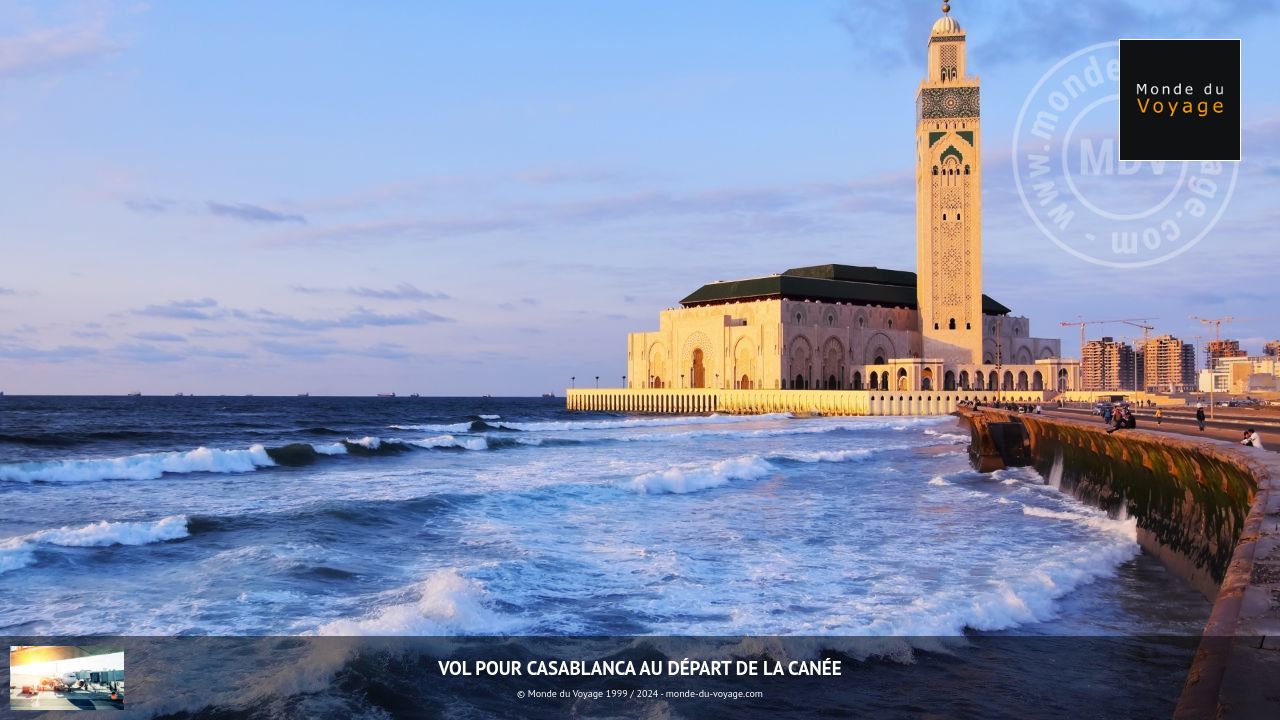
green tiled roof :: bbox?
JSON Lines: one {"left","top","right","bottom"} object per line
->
{"left": 679, "top": 263, "right": 1012, "bottom": 315}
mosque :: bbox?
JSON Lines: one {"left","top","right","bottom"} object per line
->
{"left": 621, "top": 3, "right": 1079, "bottom": 399}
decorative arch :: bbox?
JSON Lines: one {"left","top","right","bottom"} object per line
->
{"left": 1057, "top": 368, "right": 1069, "bottom": 391}
{"left": 1015, "top": 347, "right": 1033, "bottom": 365}
{"left": 647, "top": 342, "right": 669, "bottom": 389}
{"left": 863, "top": 332, "right": 896, "bottom": 365}
{"left": 1032, "top": 371, "right": 1044, "bottom": 390}
{"left": 733, "top": 337, "right": 758, "bottom": 390}
{"left": 788, "top": 336, "right": 812, "bottom": 389}
{"left": 821, "top": 337, "right": 845, "bottom": 390}
{"left": 896, "top": 368, "right": 909, "bottom": 391}
{"left": 681, "top": 331, "right": 712, "bottom": 388}
{"left": 1016, "top": 370, "right": 1028, "bottom": 390}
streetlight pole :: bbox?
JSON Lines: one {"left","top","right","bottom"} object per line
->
{"left": 622, "top": 375, "right": 626, "bottom": 388}
{"left": 571, "top": 376, "right": 575, "bottom": 389}
{"left": 595, "top": 376, "right": 599, "bottom": 389}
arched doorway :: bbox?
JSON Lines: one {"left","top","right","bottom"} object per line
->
{"left": 897, "top": 368, "right": 909, "bottom": 390}
{"left": 795, "top": 374, "right": 806, "bottom": 390}
{"left": 652, "top": 376, "right": 663, "bottom": 389}
{"left": 1058, "top": 368, "right": 1069, "bottom": 391}
{"left": 869, "top": 371, "right": 878, "bottom": 390}
{"left": 1032, "top": 371, "right": 1044, "bottom": 390}
{"left": 958, "top": 370, "right": 969, "bottom": 390}
{"left": 943, "top": 370, "right": 955, "bottom": 391}
{"left": 691, "top": 348, "right": 706, "bottom": 388}
{"left": 740, "top": 374, "right": 751, "bottom": 389}
{"left": 853, "top": 371, "right": 863, "bottom": 390}
{"left": 921, "top": 367, "right": 933, "bottom": 391}
{"left": 880, "top": 373, "right": 889, "bottom": 390}
{"left": 1002, "top": 371, "right": 1014, "bottom": 390}
{"left": 1017, "top": 371, "right": 1028, "bottom": 390}
{"left": 988, "top": 370, "right": 998, "bottom": 390}
{"left": 972, "top": 372, "right": 983, "bottom": 390}
{"left": 827, "top": 374, "right": 838, "bottom": 390}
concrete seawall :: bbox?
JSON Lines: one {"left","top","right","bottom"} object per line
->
{"left": 961, "top": 409, "right": 1280, "bottom": 719}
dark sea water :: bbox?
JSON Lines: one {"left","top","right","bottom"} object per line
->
{"left": 0, "top": 396, "right": 1210, "bottom": 718}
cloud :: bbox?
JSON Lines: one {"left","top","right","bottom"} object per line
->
{"left": 497, "top": 297, "right": 540, "bottom": 311}
{"left": 0, "top": 344, "right": 99, "bottom": 362}
{"left": 124, "top": 197, "right": 177, "bottom": 214}
{"left": 0, "top": 287, "right": 14, "bottom": 295}
{"left": 293, "top": 283, "right": 450, "bottom": 301}
{"left": 208, "top": 202, "right": 307, "bottom": 224}
{"left": 113, "top": 343, "right": 184, "bottom": 363}
{"left": 131, "top": 298, "right": 223, "bottom": 321}
{"left": 0, "top": 19, "right": 122, "bottom": 79}
{"left": 349, "top": 283, "right": 449, "bottom": 301}
{"left": 132, "top": 331, "right": 186, "bottom": 343}
{"left": 246, "top": 306, "right": 452, "bottom": 332}
{"left": 258, "top": 340, "right": 418, "bottom": 361}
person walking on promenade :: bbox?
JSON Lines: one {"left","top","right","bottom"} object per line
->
{"left": 1196, "top": 404, "right": 1206, "bottom": 431}
{"left": 1102, "top": 404, "right": 1113, "bottom": 425}
{"left": 1155, "top": 408, "right": 1163, "bottom": 426}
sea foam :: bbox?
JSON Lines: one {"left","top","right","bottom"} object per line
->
{"left": 0, "top": 515, "right": 190, "bottom": 575}
{"left": 0, "top": 446, "right": 275, "bottom": 483}
{"left": 316, "top": 568, "right": 514, "bottom": 635}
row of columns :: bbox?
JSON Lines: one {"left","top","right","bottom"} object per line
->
{"left": 565, "top": 390, "right": 1050, "bottom": 416}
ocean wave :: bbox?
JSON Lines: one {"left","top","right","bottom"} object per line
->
{"left": 626, "top": 456, "right": 775, "bottom": 495}
{"left": 316, "top": 568, "right": 516, "bottom": 636}
{"left": 388, "top": 422, "right": 473, "bottom": 433}
{"left": 0, "top": 515, "right": 190, "bottom": 575}
{"left": 0, "top": 445, "right": 275, "bottom": 483}
{"left": 626, "top": 447, "right": 894, "bottom": 495}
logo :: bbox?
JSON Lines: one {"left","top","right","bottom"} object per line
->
{"left": 1012, "top": 42, "right": 1237, "bottom": 268}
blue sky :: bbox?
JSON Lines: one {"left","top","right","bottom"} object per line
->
{"left": 1, "top": 0, "right": 1277, "bottom": 395}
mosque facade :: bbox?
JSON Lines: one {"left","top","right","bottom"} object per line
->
{"left": 623, "top": 4, "right": 1078, "bottom": 397}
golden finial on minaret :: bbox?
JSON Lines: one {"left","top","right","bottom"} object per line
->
{"left": 942, "top": 2, "right": 950, "bottom": 13}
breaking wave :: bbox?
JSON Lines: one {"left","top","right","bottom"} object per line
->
{"left": 0, "top": 515, "right": 190, "bottom": 575}
{"left": 0, "top": 446, "right": 276, "bottom": 483}
{"left": 626, "top": 448, "right": 888, "bottom": 495}
{"left": 315, "top": 568, "right": 516, "bottom": 636}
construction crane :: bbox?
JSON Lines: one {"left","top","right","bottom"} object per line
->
{"left": 1059, "top": 317, "right": 1160, "bottom": 356}
{"left": 1190, "top": 315, "right": 1234, "bottom": 343}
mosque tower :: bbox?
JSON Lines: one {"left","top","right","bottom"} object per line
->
{"left": 915, "top": 1, "right": 983, "bottom": 365}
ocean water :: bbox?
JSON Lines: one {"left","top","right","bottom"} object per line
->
{"left": 0, "top": 396, "right": 1208, "bottom": 639}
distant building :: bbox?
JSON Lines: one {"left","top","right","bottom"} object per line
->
{"left": 1264, "top": 340, "right": 1280, "bottom": 358}
{"left": 1142, "top": 335, "right": 1196, "bottom": 392}
{"left": 1205, "top": 339, "right": 1247, "bottom": 368}
{"left": 1081, "top": 336, "right": 1136, "bottom": 391}
{"left": 1199, "top": 355, "right": 1280, "bottom": 394}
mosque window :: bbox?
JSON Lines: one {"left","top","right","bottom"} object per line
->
{"left": 826, "top": 314, "right": 835, "bottom": 327}
{"left": 932, "top": 166, "right": 938, "bottom": 175}
{"left": 887, "top": 319, "right": 893, "bottom": 329}
{"left": 858, "top": 316, "right": 865, "bottom": 328}
{"left": 934, "top": 323, "right": 939, "bottom": 330}
{"left": 949, "top": 318, "right": 956, "bottom": 330}
{"left": 795, "top": 312, "right": 802, "bottom": 323}
{"left": 964, "top": 165, "right": 970, "bottom": 175}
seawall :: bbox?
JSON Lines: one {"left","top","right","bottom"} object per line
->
{"left": 961, "top": 408, "right": 1280, "bottom": 719}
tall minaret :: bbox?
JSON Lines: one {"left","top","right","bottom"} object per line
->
{"left": 915, "top": 1, "right": 982, "bottom": 365}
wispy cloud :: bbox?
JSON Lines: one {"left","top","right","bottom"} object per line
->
{"left": 292, "top": 283, "right": 450, "bottom": 301}
{"left": 0, "top": 287, "right": 15, "bottom": 296}
{"left": 246, "top": 306, "right": 452, "bottom": 332}
{"left": 0, "top": 344, "right": 99, "bottom": 362}
{"left": 131, "top": 298, "right": 223, "bottom": 321}
{"left": 349, "top": 283, "right": 449, "bottom": 301}
{"left": 124, "top": 197, "right": 177, "bottom": 214}
{"left": 132, "top": 331, "right": 187, "bottom": 343}
{"left": 0, "top": 18, "right": 122, "bottom": 79}
{"left": 259, "top": 339, "right": 420, "bottom": 361}
{"left": 208, "top": 202, "right": 307, "bottom": 224}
